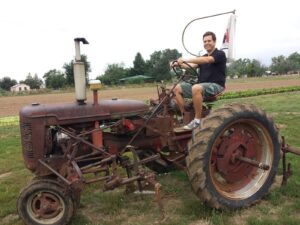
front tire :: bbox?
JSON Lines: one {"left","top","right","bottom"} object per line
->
{"left": 17, "top": 179, "right": 75, "bottom": 225}
{"left": 186, "top": 103, "right": 280, "bottom": 209}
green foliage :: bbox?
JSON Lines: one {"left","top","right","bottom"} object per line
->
{"left": 131, "top": 52, "right": 146, "bottom": 76}
{"left": 146, "top": 49, "right": 182, "bottom": 81}
{"left": 227, "top": 58, "right": 266, "bottom": 77}
{"left": 43, "top": 69, "right": 66, "bottom": 89}
{"left": 287, "top": 52, "right": 300, "bottom": 71}
{"left": 0, "top": 77, "right": 17, "bottom": 91}
{"left": 22, "top": 73, "right": 43, "bottom": 89}
{"left": 271, "top": 55, "right": 290, "bottom": 75}
{"left": 270, "top": 52, "right": 300, "bottom": 74}
{"left": 98, "top": 49, "right": 181, "bottom": 85}
{"left": 227, "top": 52, "right": 300, "bottom": 77}
{"left": 220, "top": 86, "right": 300, "bottom": 100}
{"left": 63, "top": 54, "right": 91, "bottom": 85}
{"left": 97, "top": 63, "right": 129, "bottom": 85}
{"left": 98, "top": 51, "right": 300, "bottom": 85}
{"left": 0, "top": 116, "right": 19, "bottom": 127}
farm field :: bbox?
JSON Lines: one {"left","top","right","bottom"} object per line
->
{"left": 0, "top": 75, "right": 300, "bottom": 117}
{"left": 1, "top": 88, "right": 300, "bottom": 225}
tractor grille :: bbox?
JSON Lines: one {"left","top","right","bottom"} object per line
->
{"left": 21, "top": 122, "right": 34, "bottom": 158}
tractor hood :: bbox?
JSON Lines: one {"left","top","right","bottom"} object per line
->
{"left": 20, "top": 99, "right": 149, "bottom": 125}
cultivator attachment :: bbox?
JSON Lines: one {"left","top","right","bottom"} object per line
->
{"left": 281, "top": 136, "right": 300, "bottom": 186}
{"left": 36, "top": 125, "right": 166, "bottom": 218}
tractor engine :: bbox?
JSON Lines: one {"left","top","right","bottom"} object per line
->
{"left": 19, "top": 99, "right": 155, "bottom": 173}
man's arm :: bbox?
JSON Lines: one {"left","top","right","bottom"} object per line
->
{"left": 170, "top": 61, "right": 198, "bottom": 69}
{"left": 178, "top": 56, "right": 215, "bottom": 66}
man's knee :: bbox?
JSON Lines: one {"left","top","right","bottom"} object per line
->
{"left": 192, "top": 84, "right": 203, "bottom": 95}
{"left": 174, "top": 84, "right": 182, "bottom": 95}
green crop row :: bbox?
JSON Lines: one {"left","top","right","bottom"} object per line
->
{"left": 219, "top": 86, "right": 300, "bottom": 100}
{"left": 0, "top": 116, "right": 19, "bottom": 127}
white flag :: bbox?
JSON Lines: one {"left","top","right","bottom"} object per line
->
{"left": 220, "top": 13, "right": 236, "bottom": 62}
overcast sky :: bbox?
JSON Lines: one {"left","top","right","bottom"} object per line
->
{"left": 1, "top": 0, "right": 299, "bottom": 82}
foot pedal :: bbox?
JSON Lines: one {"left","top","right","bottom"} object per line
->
{"left": 173, "top": 127, "right": 190, "bottom": 133}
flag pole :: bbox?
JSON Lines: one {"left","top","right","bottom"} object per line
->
{"left": 182, "top": 10, "right": 236, "bottom": 56}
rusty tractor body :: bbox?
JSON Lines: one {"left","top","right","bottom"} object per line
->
{"left": 17, "top": 39, "right": 300, "bottom": 225}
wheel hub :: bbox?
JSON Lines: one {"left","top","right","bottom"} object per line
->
{"left": 215, "top": 126, "right": 260, "bottom": 184}
{"left": 31, "top": 192, "right": 62, "bottom": 219}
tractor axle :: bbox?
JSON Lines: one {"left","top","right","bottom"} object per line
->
{"left": 236, "top": 156, "right": 270, "bottom": 170}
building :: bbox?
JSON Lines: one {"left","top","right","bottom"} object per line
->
{"left": 10, "top": 84, "right": 30, "bottom": 92}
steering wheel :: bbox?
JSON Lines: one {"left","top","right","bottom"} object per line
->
{"left": 171, "top": 60, "right": 199, "bottom": 84}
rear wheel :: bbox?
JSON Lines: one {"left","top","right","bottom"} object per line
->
{"left": 17, "top": 179, "right": 75, "bottom": 225}
{"left": 186, "top": 103, "right": 280, "bottom": 209}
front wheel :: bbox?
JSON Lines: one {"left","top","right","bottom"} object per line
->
{"left": 186, "top": 103, "right": 280, "bottom": 209}
{"left": 17, "top": 179, "right": 75, "bottom": 225}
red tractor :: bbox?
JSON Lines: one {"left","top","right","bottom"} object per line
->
{"left": 17, "top": 38, "right": 300, "bottom": 225}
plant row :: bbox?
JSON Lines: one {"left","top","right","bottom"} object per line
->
{"left": 219, "top": 86, "right": 300, "bottom": 100}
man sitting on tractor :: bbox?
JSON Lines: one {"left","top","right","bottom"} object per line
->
{"left": 171, "top": 31, "right": 226, "bottom": 130}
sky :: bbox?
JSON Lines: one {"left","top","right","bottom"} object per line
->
{"left": 0, "top": 0, "right": 300, "bottom": 82}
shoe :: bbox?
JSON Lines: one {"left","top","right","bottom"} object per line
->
{"left": 183, "top": 119, "right": 200, "bottom": 130}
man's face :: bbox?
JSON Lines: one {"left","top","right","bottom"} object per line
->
{"left": 203, "top": 35, "right": 216, "bottom": 53}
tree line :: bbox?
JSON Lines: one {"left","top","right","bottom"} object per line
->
{"left": 227, "top": 52, "right": 300, "bottom": 77}
{"left": 0, "top": 55, "right": 91, "bottom": 91}
{"left": 1, "top": 51, "right": 300, "bottom": 91}
{"left": 97, "top": 49, "right": 182, "bottom": 85}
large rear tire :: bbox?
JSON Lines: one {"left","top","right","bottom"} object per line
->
{"left": 186, "top": 103, "right": 280, "bottom": 209}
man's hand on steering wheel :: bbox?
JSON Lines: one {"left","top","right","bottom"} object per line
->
{"left": 170, "top": 59, "right": 199, "bottom": 85}
{"left": 170, "top": 58, "right": 185, "bottom": 68}
{"left": 170, "top": 60, "right": 179, "bottom": 68}
{"left": 177, "top": 58, "right": 185, "bottom": 67}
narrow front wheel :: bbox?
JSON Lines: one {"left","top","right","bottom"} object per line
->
{"left": 17, "top": 180, "right": 75, "bottom": 225}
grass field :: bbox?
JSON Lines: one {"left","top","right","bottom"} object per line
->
{"left": 1, "top": 90, "right": 300, "bottom": 225}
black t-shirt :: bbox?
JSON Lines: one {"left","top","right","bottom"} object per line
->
{"left": 198, "top": 49, "right": 226, "bottom": 87}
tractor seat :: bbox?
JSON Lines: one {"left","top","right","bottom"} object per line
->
{"left": 203, "top": 87, "right": 225, "bottom": 103}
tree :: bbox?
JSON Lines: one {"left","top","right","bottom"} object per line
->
{"left": 131, "top": 52, "right": 146, "bottom": 75}
{"left": 246, "top": 59, "right": 266, "bottom": 77}
{"left": 287, "top": 52, "right": 300, "bottom": 72}
{"left": 225, "top": 58, "right": 248, "bottom": 77}
{"left": 270, "top": 55, "right": 289, "bottom": 75}
{"left": 23, "top": 73, "right": 43, "bottom": 89}
{"left": 227, "top": 58, "right": 266, "bottom": 77}
{"left": 97, "top": 63, "right": 129, "bottom": 85}
{"left": 43, "top": 69, "right": 66, "bottom": 89}
{"left": 0, "top": 76, "right": 17, "bottom": 91}
{"left": 63, "top": 54, "right": 91, "bottom": 86}
{"left": 146, "top": 49, "right": 182, "bottom": 81}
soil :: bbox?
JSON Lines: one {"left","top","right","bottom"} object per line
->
{"left": 1, "top": 78, "right": 300, "bottom": 117}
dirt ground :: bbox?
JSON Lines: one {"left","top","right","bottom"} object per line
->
{"left": 1, "top": 77, "right": 300, "bottom": 117}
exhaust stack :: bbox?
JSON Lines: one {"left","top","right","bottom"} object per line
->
{"left": 74, "top": 38, "right": 89, "bottom": 104}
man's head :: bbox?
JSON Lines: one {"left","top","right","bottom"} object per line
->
{"left": 203, "top": 31, "right": 216, "bottom": 53}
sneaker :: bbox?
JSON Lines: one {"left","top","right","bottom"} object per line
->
{"left": 183, "top": 119, "right": 200, "bottom": 130}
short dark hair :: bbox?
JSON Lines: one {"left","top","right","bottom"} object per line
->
{"left": 203, "top": 31, "right": 216, "bottom": 42}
